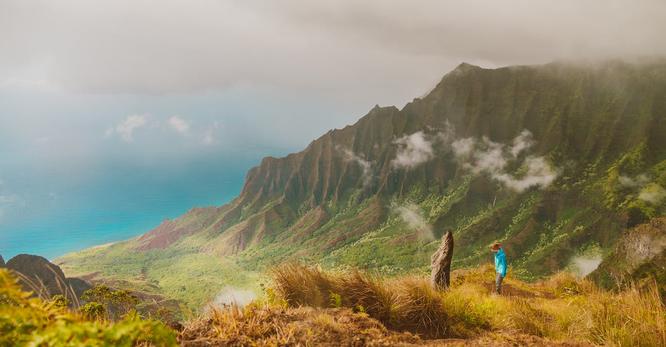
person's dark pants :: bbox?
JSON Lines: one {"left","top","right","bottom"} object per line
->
{"left": 495, "top": 273, "right": 504, "bottom": 294}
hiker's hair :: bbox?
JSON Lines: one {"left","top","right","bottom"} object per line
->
{"left": 490, "top": 241, "right": 501, "bottom": 250}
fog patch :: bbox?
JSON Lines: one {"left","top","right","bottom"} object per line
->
{"left": 452, "top": 130, "right": 558, "bottom": 192}
{"left": 451, "top": 137, "right": 475, "bottom": 158}
{"left": 617, "top": 173, "right": 666, "bottom": 205}
{"left": 212, "top": 287, "right": 257, "bottom": 308}
{"left": 391, "top": 124, "right": 455, "bottom": 170}
{"left": 393, "top": 203, "right": 434, "bottom": 241}
{"left": 618, "top": 174, "right": 651, "bottom": 188}
{"left": 391, "top": 131, "right": 435, "bottom": 169}
{"left": 638, "top": 184, "right": 666, "bottom": 205}
{"left": 493, "top": 157, "right": 558, "bottom": 192}
{"left": 510, "top": 130, "right": 535, "bottom": 157}
{"left": 337, "top": 146, "right": 373, "bottom": 187}
{"left": 570, "top": 254, "right": 602, "bottom": 277}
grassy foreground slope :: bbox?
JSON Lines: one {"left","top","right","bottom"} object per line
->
{"left": 180, "top": 264, "right": 665, "bottom": 346}
{"left": 57, "top": 60, "right": 666, "bottom": 310}
{"left": 5, "top": 261, "right": 662, "bottom": 346}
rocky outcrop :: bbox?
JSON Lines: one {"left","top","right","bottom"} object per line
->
{"left": 6, "top": 254, "right": 91, "bottom": 298}
{"left": 0, "top": 254, "right": 5, "bottom": 267}
{"left": 590, "top": 217, "right": 666, "bottom": 293}
{"left": 431, "top": 231, "right": 454, "bottom": 290}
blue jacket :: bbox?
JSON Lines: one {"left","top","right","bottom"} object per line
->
{"left": 495, "top": 248, "right": 507, "bottom": 277}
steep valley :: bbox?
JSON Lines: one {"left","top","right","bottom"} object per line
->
{"left": 56, "top": 60, "right": 666, "bottom": 312}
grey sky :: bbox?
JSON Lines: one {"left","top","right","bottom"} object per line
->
{"left": 1, "top": 0, "right": 665, "bottom": 164}
{"left": 0, "top": 1, "right": 664, "bottom": 255}
{"left": 2, "top": 0, "right": 664, "bottom": 98}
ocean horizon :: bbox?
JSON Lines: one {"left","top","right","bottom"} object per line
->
{"left": 0, "top": 151, "right": 277, "bottom": 260}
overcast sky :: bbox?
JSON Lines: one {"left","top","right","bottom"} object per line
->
{"left": 1, "top": 0, "right": 664, "bottom": 256}
{"left": 1, "top": 0, "right": 665, "bottom": 174}
{"left": 3, "top": 0, "right": 665, "bottom": 93}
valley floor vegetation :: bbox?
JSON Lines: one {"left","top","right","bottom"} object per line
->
{"left": 2, "top": 264, "right": 664, "bottom": 346}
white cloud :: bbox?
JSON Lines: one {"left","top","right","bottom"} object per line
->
{"left": 618, "top": 174, "right": 651, "bottom": 188}
{"left": 212, "top": 286, "right": 256, "bottom": 308}
{"left": 617, "top": 173, "right": 665, "bottom": 205}
{"left": 465, "top": 137, "right": 507, "bottom": 174}
{"left": 570, "top": 254, "right": 602, "bottom": 277}
{"left": 167, "top": 115, "right": 190, "bottom": 135}
{"left": 638, "top": 184, "right": 666, "bottom": 205}
{"left": 391, "top": 131, "right": 435, "bottom": 169}
{"left": 454, "top": 130, "right": 558, "bottom": 192}
{"left": 510, "top": 129, "right": 535, "bottom": 157}
{"left": 451, "top": 137, "right": 475, "bottom": 158}
{"left": 106, "top": 114, "right": 148, "bottom": 142}
{"left": 338, "top": 146, "right": 373, "bottom": 187}
{"left": 394, "top": 203, "right": 434, "bottom": 241}
{"left": 493, "top": 157, "right": 558, "bottom": 192}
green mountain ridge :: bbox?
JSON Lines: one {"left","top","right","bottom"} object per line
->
{"left": 57, "top": 60, "right": 666, "bottom": 311}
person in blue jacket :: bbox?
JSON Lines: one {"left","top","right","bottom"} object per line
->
{"left": 491, "top": 241, "right": 507, "bottom": 294}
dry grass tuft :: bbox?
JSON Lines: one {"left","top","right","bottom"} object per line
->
{"left": 337, "top": 270, "right": 394, "bottom": 322}
{"left": 270, "top": 262, "right": 336, "bottom": 308}
{"left": 542, "top": 272, "right": 596, "bottom": 297}
{"left": 180, "top": 304, "right": 420, "bottom": 346}
{"left": 270, "top": 263, "right": 457, "bottom": 338}
{"left": 390, "top": 277, "right": 449, "bottom": 338}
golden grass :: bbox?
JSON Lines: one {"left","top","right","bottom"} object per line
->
{"left": 268, "top": 263, "right": 666, "bottom": 346}
{"left": 270, "top": 263, "right": 453, "bottom": 338}
{"left": 180, "top": 304, "right": 420, "bottom": 346}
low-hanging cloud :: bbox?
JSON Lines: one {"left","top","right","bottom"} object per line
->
{"left": 617, "top": 173, "right": 666, "bottom": 205}
{"left": 570, "top": 254, "right": 602, "bottom": 277}
{"left": 493, "top": 157, "right": 558, "bottom": 192}
{"left": 638, "top": 184, "right": 666, "bottom": 205}
{"left": 212, "top": 286, "right": 256, "bottom": 308}
{"left": 337, "top": 146, "right": 373, "bottom": 187}
{"left": 453, "top": 130, "right": 558, "bottom": 192}
{"left": 393, "top": 203, "right": 434, "bottom": 241}
{"left": 391, "top": 126, "right": 454, "bottom": 170}
{"left": 451, "top": 137, "right": 475, "bottom": 158}
{"left": 618, "top": 174, "right": 651, "bottom": 188}
{"left": 391, "top": 131, "right": 435, "bottom": 169}
{"left": 510, "top": 129, "right": 535, "bottom": 157}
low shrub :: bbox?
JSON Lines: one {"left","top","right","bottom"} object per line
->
{"left": 0, "top": 268, "right": 176, "bottom": 346}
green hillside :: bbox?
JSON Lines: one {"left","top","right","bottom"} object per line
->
{"left": 57, "top": 60, "right": 666, "bottom": 311}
